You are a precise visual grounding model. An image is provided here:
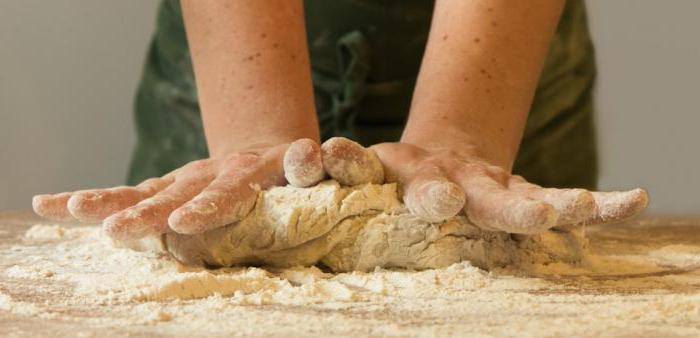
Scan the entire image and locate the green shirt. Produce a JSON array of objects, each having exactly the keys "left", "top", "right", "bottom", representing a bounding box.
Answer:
[{"left": 128, "top": 0, "right": 597, "bottom": 189}]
